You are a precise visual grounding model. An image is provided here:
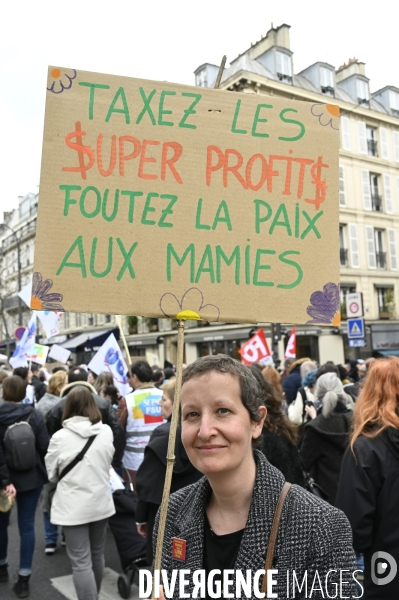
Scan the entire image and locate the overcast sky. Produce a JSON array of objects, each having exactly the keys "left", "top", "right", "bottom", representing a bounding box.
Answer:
[{"left": 0, "top": 0, "right": 396, "bottom": 220}]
